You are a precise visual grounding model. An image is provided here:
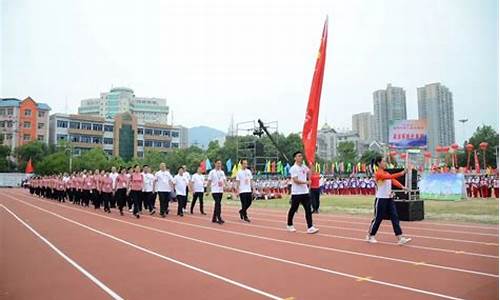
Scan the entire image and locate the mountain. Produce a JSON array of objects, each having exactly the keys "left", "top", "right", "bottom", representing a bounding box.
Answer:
[{"left": 189, "top": 126, "right": 226, "bottom": 149}]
